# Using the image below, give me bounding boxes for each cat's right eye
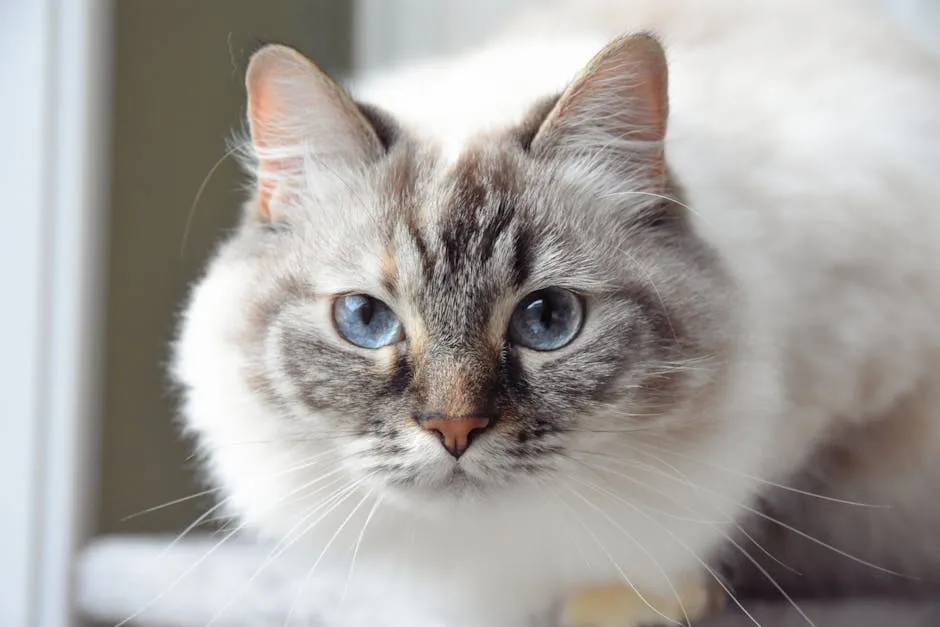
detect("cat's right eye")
[332,294,404,349]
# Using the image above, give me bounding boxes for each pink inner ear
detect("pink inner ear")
[531,34,669,187]
[605,36,669,144]
[246,46,317,220]
[248,82,294,219]
[249,138,283,220]
[245,45,385,219]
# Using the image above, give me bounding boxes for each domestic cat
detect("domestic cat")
[171,0,940,625]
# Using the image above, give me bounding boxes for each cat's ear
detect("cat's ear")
[246,44,383,218]
[530,34,669,187]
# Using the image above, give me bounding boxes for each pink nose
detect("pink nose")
[416,415,491,458]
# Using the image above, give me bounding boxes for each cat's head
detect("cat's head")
[173,35,736,526]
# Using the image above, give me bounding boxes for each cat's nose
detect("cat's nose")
[414,413,491,459]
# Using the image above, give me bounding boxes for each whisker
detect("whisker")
[341,494,384,604]
[284,483,376,626]
[640,440,891,509]
[719,532,816,627]
[181,144,241,258]
[608,443,696,487]
[131,445,342,523]
[619,247,680,344]
[545,481,594,570]
[205,435,354,447]
[569,457,725,524]
[202,475,352,626]
[184,434,355,461]
[120,486,222,522]
[734,523,803,577]
[585,461,810,625]
[600,189,712,226]
[571,449,693,487]
[114,518,250,627]
[573,425,660,434]
[563,465,761,626]
[728,498,913,580]
[608,441,912,579]
[158,461,346,563]
[552,487,684,626]
[563,483,691,626]
[635,475,812,626]
[609,438,890,509]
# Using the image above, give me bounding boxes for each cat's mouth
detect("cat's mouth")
[378,454,546,503]
[368,454,512,500]
[432,466,485,491]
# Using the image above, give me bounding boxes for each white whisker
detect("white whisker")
[563,465,761,626]
[600,188,715,231]
[115,519,250,627]
[587,459,810,626]
[619,246,680,343]
[341,494,384,604]
[157,462,347,563]
[202,476,348,626]
[605,440,906,579]
[552,487,684,626]
[181,144,242,258]
[719,532,815,627]
[636,440,890,509]
[729,498,912,580]
[124,448,343,522]
[572,449,693,488]
[571,457,726,524]
[284,484,376,626]
[564,482,690,626]
[734,523,803,577]
[120,486,222,522]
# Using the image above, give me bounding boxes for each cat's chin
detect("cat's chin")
[371,459,539,514]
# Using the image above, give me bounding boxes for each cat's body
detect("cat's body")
[173,0,940,625]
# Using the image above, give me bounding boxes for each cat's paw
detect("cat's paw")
[560,578,724,627]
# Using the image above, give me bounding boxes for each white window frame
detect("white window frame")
[0,1,111,626]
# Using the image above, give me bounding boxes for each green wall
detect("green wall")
[98,0,353,535]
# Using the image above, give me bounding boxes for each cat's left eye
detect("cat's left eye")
[332,294,404,349]
[508,288,583,351]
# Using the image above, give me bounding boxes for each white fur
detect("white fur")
[174,1,940,625]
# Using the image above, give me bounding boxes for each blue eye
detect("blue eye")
[332,294,403,349]
[509,288,583,351]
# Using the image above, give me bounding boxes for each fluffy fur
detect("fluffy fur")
[172,1,940,625]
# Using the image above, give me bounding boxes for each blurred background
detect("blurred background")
[1,1,938,626]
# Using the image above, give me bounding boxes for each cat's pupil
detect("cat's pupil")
[354,298,374,326]
[526,297,553,329]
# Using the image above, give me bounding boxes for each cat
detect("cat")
[171,0,940,625]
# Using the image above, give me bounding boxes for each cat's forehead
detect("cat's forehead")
[384,144,535,320]
[368,138,612,308]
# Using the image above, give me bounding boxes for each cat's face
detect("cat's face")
[174,37,733,520]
